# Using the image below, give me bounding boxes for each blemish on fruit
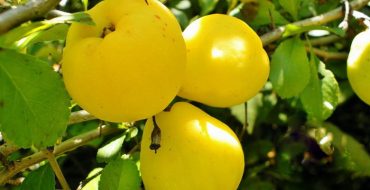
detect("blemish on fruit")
[144,0,148,5]
[155,15,161,20]
[150,116,161,153]
[100,24,116,38]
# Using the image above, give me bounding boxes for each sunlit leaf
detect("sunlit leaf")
[300,53,339,121]
[270,37,310,98]
[0,48,70,148]
[81,168,103,190]
[97,134,126,163]
[99,158,141,190]
[19,164,55,190]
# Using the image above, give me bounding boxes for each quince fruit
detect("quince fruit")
[62,0,186,122]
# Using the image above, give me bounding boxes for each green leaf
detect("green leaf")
[278,0,300,20]
[97,134,126,163]
[170,8,189,30]
[19,164,55,190]
[26,24,69,46]
[81,168,103,190]
[199,0,219,15]
[45,12,95,25]
[0,22,47,48]
[0,48,70,148]
[324,122,370,176]
[300,53,339,121]
[99,158,141,190]
[283,24,345,38]
[0,12,93,49]
[249,0,289,27]
[269,37,310,98]
[231,85,277,134]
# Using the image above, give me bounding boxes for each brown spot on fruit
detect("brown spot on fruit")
[155,15,161,20]
[100,24,116,38]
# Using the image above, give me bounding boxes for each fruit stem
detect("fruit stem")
[100,24,115,38]
[150,116,161,153]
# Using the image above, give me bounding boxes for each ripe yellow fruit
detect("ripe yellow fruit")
[178,14,270,107]
[62,0,186,122]
[140,102,244,190]
[347,29,370,105]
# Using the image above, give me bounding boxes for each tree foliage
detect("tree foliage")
[0,0,370,189]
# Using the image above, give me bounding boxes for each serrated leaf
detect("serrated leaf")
[324,122,370,176]
[19,164,55,190]
[199,0,219,15]
[300,53,339,121]
[269,37,310,98]
[0,48,70,148]
[99,158,140,190]
[279,0,300,20]
[97,134,125,163]
[283,24,345,38]
[248,0,288,27]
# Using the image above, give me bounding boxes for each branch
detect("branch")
[308,47,348,60]
[0,125,123,185]
[68,110,97,125]
[0,0,61,35]
[0,110,97,158]
[307,35,342,46]
[261,0,370,46]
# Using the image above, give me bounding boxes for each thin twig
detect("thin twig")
[42,148,70,190]
[0,126,122,185]
[0,0,61,34]
[260,0,370,46]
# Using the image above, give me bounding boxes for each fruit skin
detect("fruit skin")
[140,102,244,190]
[62,0,186,122]
[178,14,270,107]
[347,29,370,105]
